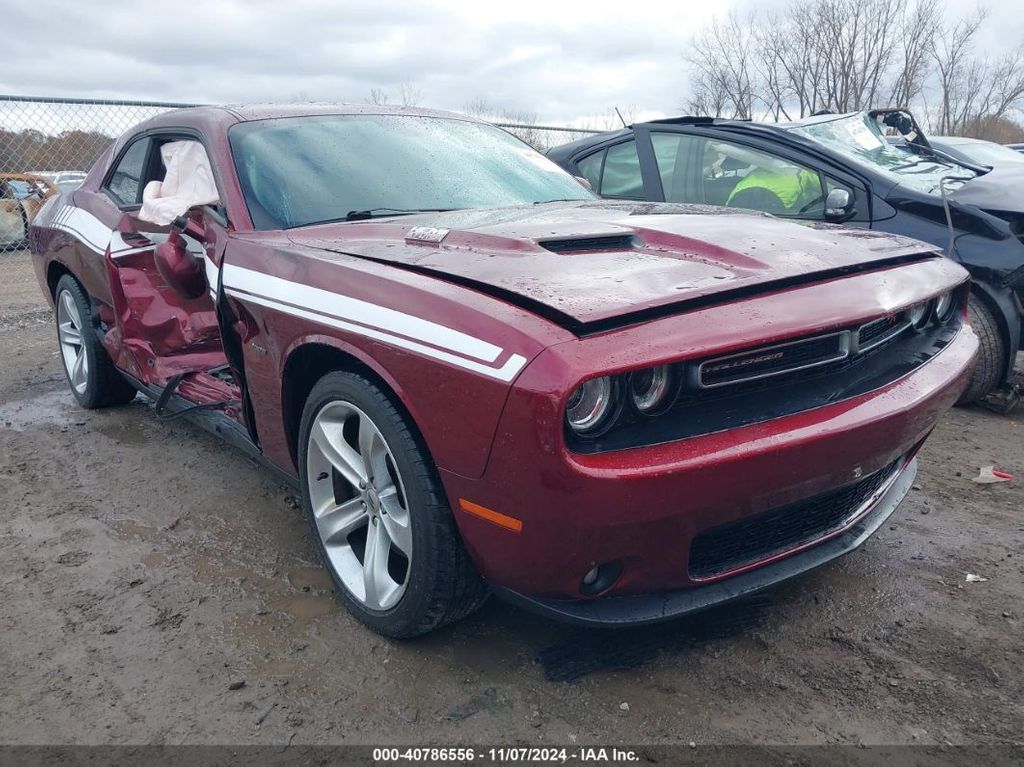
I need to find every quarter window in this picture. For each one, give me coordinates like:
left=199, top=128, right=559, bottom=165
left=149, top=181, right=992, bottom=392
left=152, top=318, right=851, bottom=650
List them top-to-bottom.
left=105, top=139, right=149, bottom=207
left=575, top=140, right=644, bottom=199
left=600, top=141, right=643, bottom=198
left=575, top=151, right=603, bottom=192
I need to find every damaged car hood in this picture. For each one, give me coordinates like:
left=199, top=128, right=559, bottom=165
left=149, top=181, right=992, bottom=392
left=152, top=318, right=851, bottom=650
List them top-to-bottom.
left=947, top=165, right=1024, bottom=214
left=291, top=201, right=937, bottom=328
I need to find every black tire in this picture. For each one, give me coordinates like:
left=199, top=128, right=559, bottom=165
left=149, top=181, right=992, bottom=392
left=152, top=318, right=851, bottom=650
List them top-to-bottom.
left=54, top=274, right=137, bottom=409
left=958, top=294, right=1006, bottom=404
left=298, top=370, right=488, bottom=638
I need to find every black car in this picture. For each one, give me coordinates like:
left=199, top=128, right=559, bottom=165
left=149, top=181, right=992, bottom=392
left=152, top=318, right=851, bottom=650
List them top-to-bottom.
left=549, top=111, right=1024, bottom=405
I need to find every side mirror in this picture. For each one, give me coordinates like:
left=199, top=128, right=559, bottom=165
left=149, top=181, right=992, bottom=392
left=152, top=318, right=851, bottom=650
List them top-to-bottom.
left=574, top=175, right=594, bottom=191
left=824, top=188, right=852, bottom=220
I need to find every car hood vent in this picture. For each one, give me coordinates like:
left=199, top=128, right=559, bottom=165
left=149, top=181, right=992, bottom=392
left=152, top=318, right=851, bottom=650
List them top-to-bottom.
left=539, top=234, right=639, bottom=253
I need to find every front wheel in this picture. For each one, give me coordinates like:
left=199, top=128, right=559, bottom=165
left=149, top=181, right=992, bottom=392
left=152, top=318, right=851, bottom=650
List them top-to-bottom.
left=54, top=274, right=137, bottom=409
left=958, top=294, right=1007, bottom=405
left=298, top=370, right=488, bottom=637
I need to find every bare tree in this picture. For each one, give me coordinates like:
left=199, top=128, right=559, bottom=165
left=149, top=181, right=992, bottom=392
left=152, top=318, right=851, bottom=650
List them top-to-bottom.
left=685, top=0, right=1023, bottom=137
left=807, top=0, right=904, bottom=112
left=888, top=0, right=941, bottom=107
left=930, top=10, right=1003, bottom=134
left=684, top=11, right=756, bottom=119
left=754, top=12, right=803, bottom=120
left=953, top=46, right=1024, bottom=137
left=685, top=78, right=732, bottom=118
left=365, top=83, right=422, bottom=108
left=398, top=83, right=422, bottom=108
left=366, top=88, right=390, bottom=106
left=461, top=98, right=549, bottom=148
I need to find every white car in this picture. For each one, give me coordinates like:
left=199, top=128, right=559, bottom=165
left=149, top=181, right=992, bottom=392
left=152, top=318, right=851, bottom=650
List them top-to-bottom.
left=53, top=171, right=88, bottom=194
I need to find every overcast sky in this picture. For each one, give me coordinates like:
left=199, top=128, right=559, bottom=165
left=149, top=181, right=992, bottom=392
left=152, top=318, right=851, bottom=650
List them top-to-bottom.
left=3, top=0, right=1022, bottom=126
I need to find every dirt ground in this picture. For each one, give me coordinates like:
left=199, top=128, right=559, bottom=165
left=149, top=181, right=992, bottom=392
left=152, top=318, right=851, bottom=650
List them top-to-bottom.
left=0, top=247, right=1021, bottom=748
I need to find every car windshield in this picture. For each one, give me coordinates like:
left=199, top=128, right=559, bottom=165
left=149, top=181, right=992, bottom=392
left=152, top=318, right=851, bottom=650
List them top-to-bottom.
left=788, top=113, right=978, bottom=195
left=230, top=114, right=594, bottom=229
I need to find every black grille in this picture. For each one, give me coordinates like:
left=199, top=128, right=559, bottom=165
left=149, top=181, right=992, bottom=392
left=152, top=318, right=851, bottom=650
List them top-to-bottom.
left=540, top=235, right=637, bottom=253
left=858, top=314, right=909, bottom=350
left=700, top=332, right=846, bottom=387
left=688, top=460, right=901, bottom=579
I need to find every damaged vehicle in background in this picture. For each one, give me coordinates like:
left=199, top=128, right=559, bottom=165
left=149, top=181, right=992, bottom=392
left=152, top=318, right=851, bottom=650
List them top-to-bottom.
left=31, top=105, right=976, bottom=637
left=549, top=109, right=1024, bottom=407
left=924, top=136, right=1024, bottom=169
left=1, top=172, right=56, bottom=251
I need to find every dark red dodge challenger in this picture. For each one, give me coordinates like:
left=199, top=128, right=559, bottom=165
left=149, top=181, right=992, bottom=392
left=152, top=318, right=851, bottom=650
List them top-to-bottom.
left=30, top=105, right=977, bottom=637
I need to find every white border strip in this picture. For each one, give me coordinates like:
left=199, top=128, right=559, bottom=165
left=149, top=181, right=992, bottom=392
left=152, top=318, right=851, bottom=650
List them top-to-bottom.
left=53, top=205, right=108, bottom=254
left=49, top=206, right=526, bottom=381
left=223, top=264, right=502, bottom=364
left=223, top=287, right=526, bottom=383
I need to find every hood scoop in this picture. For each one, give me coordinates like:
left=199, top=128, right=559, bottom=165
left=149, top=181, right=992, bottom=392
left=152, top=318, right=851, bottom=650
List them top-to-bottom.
left=539, top=234, right=639, bottom=253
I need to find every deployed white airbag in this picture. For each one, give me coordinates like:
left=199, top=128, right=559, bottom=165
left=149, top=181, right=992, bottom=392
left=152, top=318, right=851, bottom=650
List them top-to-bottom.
left=139, top=140, right=220, bottom=225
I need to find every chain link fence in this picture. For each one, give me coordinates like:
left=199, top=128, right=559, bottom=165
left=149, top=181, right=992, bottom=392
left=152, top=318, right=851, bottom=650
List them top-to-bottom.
left=0, top=94, right=599, bottom=253
left=0, top=96, right=200, bottom=253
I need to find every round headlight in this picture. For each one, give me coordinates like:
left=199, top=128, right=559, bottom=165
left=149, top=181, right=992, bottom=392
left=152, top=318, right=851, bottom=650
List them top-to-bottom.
left=934, top=292, right=954, bottom=323
left=907, top=301, right=930, bottom=329
left=629, top=365, right=674, bottom=414
left=566, top=376, right=616, bottom=434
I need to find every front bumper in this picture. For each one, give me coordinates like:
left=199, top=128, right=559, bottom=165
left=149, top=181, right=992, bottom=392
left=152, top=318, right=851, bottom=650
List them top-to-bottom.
left=491, top=457, right=915, bottom=626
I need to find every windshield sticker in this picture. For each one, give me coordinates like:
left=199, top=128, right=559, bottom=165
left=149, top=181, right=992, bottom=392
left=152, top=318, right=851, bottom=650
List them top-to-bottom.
left=847, top=121, right=885, bottom=151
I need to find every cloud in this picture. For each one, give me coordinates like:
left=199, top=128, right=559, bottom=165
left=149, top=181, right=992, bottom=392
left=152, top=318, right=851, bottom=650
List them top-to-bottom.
left=0, top=0, right=725, bottom=122
left=1, top=0, right=1021, bottom=127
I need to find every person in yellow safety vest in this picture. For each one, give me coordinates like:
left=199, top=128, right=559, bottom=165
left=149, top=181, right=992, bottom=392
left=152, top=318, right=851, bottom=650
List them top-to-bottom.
left=726, top=165, right=822, bottom=215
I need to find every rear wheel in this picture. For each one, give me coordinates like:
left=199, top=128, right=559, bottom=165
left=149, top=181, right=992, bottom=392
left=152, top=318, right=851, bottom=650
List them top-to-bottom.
left=54, top=274, right=137, bottom=409
left=958, top=294, right=1007, bottom=404
left=298, top=370, right=487, bottom=637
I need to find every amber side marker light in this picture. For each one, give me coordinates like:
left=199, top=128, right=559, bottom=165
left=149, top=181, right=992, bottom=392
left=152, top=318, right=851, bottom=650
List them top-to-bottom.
left=458, top=499, right=523, bottom=532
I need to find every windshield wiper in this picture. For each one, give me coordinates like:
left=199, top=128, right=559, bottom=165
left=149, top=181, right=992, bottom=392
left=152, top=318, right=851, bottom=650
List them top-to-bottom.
left=343, top=207, right=457, bottom=221
left=288, top=208, right=459, bottom=228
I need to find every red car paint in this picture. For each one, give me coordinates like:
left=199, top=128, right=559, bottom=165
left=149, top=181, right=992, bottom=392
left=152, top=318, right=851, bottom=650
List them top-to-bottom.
left=30, top=105, right=977, bottom=620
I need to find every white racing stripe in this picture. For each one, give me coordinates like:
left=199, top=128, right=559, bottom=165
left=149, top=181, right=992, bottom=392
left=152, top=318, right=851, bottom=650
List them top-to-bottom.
left=52, top=205, right=151, bottom=258
left=52, top=205, right=110, bottom=254
left=50, top=206, right=527, bottom=382
left=224, top=264, right=502, bottom=364
left=223, top=265, right=527, bottom=382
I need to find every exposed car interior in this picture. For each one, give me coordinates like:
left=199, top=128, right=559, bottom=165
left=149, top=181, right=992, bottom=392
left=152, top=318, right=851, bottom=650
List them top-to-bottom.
left=101, top=137, right=232, bottom=400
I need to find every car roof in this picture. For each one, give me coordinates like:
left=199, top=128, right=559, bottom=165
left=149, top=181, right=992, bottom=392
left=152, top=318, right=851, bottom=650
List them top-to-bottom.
left=130, top=103, right=483, bottom=133
left=222, top=103, right=478, bottom=123
left=547, top=115, right=805, bottom=162
left=545, top=126, right=633, bottom=161
left=929, top=136, right=986, bottom=146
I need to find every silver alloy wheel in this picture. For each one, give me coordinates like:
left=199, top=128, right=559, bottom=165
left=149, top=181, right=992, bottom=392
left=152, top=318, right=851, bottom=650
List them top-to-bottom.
left=56, top=288, right=88, bottom=395
left=306, top=400, right=413, bottom=611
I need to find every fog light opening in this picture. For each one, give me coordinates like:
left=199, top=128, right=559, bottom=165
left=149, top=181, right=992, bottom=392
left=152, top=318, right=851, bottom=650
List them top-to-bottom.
left=579, top=561, right=623, bottom=596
